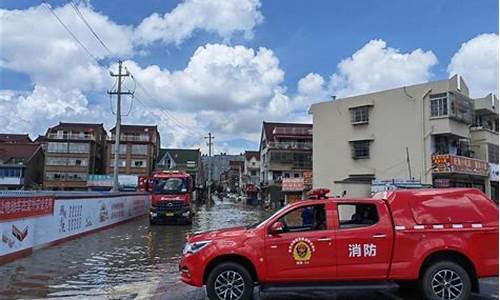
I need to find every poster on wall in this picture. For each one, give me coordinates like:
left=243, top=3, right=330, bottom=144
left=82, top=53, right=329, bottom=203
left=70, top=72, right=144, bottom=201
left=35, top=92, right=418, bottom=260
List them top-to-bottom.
left=0, top=196, right=54, bottom=221
left=0, top=219, right=34, bottom=255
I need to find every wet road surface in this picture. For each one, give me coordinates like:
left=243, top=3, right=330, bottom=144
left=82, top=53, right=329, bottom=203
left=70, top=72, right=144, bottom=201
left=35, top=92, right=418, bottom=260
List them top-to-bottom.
left=0, top=198, right=498, bottom=299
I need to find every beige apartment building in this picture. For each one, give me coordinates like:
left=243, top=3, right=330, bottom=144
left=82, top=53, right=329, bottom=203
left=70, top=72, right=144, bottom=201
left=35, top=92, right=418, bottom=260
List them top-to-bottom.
left=310, top=75, right=498, bottom=200
left=43, top=122, right=107, bottom=190
left=259, top=122, right=313, bottom=205
left=106, top=125, right=160, bottom=177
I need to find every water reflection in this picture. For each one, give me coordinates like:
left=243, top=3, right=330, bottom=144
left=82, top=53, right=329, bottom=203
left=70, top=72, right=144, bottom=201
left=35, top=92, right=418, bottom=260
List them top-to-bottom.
left=0, top=199, right=271, bottom=299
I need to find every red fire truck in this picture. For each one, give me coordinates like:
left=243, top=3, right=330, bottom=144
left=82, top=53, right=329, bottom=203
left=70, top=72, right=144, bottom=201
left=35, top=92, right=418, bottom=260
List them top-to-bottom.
left=139, top=170, right=194, bottom=225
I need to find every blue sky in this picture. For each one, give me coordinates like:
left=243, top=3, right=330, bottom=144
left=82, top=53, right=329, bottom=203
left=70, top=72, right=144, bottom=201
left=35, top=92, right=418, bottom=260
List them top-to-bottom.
left=0, top=0, right=498, bottom=153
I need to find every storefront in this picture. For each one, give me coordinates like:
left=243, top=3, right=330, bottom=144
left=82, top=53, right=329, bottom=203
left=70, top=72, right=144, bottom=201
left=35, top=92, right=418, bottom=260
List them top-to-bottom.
left=431, top=154, right=490, bottom=194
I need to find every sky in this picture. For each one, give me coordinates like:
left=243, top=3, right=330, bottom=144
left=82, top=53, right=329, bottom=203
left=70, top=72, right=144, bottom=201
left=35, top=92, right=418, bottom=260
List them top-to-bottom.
left=0, top=0, right=498, bottom=154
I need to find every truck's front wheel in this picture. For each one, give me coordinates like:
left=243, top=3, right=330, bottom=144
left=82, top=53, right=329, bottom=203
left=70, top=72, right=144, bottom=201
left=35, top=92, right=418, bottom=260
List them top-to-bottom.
left=421, top=261, right=471, bottom=300
left=206, top=262, right=253, bottom=300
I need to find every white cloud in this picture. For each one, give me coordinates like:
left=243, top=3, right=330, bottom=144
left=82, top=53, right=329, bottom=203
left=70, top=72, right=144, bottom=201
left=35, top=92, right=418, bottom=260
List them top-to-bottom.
left=134, top=0, right=263, bottom=45
left=0, top=3, right=133, bottom=91
left=448, top=33, right=499, bottom=97
left=330, top=39, right=438, bottom=97
left=123, top=44, right=285, bottom=112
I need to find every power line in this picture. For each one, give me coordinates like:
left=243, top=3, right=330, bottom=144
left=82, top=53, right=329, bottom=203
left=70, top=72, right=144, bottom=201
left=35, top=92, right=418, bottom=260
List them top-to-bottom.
left=69, top=0, right=114, bottom=56
left=42, top=1, right=102, bottom=65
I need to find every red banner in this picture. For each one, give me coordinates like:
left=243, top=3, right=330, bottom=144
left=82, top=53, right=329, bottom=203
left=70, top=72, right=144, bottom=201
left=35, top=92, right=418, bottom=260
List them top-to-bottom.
left=432, top=154, right=489, bottom=177
left=282, top=178, right=305, bottom=192
left=0, top=196, right=55, bottom=221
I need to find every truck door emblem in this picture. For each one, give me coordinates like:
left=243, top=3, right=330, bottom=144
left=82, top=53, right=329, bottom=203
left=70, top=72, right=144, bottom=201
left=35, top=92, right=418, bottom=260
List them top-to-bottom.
left=288, top=237, right=316, bottom=264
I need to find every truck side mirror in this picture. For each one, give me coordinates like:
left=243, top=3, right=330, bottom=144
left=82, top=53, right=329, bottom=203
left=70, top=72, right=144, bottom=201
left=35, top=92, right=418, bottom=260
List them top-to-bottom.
left=269, top=221, right=284, bottom=234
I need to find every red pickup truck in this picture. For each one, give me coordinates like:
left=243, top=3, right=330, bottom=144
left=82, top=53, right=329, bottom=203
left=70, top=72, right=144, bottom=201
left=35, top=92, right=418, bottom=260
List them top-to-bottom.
left=179, top=188, right=498, bottom=300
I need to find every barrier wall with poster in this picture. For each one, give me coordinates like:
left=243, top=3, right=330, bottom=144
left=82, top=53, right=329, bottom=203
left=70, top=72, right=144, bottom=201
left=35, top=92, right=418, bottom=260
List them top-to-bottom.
left=0, top=192, right=150, bottom=263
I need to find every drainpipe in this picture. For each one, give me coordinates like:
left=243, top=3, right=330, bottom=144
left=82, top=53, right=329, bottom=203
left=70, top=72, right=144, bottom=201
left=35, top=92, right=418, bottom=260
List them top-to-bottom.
left=421, top=88, right=432, bottom=184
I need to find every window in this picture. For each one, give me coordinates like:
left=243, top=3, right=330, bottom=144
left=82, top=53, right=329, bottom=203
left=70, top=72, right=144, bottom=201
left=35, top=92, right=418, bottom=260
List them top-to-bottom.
left=430, top=93, right=448, bottom=117
left=350, top=106, right=369, bottom=124
left=350, top=140, right=371, bottom=159
left=47, top=142, right=67, bottom=153
left=68, top=143, right=89, bottom=153
left=111, top=144, right=127, bottom=154
left=131, top=144, right=148, bottom=155
left=488, top=144, right=499, bottom=164
left=46, top=157, right=67, bottom=166
left=68, top=158, right=87, bottom=166
left=109, top=159, right=127, bottom=167
left=132, top=159, right=146, bottom=167
left=0, top=168, right=22, bottom=177
left=251, top=170, right=257, bottom=176
left=338, top=203, right=379, bottom=229
left=276, top=204, right=327, bottom=233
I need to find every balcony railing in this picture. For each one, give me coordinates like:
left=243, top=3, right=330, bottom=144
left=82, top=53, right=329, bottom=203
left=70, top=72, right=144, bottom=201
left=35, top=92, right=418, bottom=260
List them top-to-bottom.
left=273, top=127, right=312, bottom=136
left=47, top=133, right=96, bottom=141
left=108, top=135, right=150, bottom=142
left=267, top=141, right=312, bottom=150
left=431, top=154, right=489, bottom=177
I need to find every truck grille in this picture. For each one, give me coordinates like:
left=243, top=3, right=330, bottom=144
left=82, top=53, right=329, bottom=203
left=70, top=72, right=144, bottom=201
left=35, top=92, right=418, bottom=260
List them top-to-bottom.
left=157, top=200, right=184, bottom=212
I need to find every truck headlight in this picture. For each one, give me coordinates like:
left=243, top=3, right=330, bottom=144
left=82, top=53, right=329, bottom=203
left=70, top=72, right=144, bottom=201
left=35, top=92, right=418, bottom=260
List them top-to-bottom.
left=183, top=240, right=211, bottom=255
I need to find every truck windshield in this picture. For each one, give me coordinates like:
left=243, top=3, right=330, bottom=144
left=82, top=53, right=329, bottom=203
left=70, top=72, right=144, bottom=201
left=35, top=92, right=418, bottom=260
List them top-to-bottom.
left=153, top=178, right=187, bottom=194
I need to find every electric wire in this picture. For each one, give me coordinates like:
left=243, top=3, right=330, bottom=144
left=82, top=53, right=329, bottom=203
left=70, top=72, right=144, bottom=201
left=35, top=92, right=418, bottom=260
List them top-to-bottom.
left=43, top=0, right=206, bottom=141
left=69, top=0, right=114, bottom=56
left=42, top=1, right=102, bottom=66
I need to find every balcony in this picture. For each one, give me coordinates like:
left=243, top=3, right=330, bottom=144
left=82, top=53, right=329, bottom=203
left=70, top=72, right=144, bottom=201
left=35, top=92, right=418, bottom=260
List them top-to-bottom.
left=470, top=126, right=499, bottom=145
left=273, top=127, right=312, bottom=136
left=47, top=133, right=96, bottom=141
left=108, top=135, right=150, bottom=142
left=267, top=141, right=312, bottom=150
left=431, top=154, right=489, bottom=177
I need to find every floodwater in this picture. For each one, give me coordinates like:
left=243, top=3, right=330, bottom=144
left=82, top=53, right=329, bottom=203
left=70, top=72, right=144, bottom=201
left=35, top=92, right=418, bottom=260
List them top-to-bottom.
left=0, top=198, right=271, bottom=299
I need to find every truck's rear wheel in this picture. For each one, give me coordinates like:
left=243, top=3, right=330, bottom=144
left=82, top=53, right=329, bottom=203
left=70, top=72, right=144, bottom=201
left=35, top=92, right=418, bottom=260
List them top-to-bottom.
left=421, top=261, right=471, bottom=300
left=206, top=262, right=253, bottom=300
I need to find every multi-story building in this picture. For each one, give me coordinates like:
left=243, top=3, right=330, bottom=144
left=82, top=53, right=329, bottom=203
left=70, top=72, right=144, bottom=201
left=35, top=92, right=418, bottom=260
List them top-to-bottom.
left=310, top=75, right=498, bottom=200
left=470, top=94, right=499, bottom=201
left=43, top=122, right=107, bottom=190
left=259, top=122, right=313, bottom=205
left=106, top=125, right=160, bottom=177
left=0, top=142, right=44, bottom=190
left=156, top=148, right=202, bottom=186
left=243, top=151, right=260, bottom=186
left=201, top=153, right=244, bottom=183
left=223, top=160, right=244, bottom=193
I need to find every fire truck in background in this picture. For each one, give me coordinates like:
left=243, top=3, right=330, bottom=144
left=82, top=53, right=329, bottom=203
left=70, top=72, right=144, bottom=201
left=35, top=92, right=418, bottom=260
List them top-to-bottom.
left=139, top=170, right=194, bottom=225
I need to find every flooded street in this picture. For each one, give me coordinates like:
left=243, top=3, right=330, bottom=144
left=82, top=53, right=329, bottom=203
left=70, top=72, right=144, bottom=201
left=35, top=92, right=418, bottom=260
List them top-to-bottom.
left=0, top=198, right=498, bottom=300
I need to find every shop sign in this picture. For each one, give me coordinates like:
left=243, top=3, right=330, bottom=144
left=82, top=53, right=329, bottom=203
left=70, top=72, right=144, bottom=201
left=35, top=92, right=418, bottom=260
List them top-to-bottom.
left=431, top=155, right=489, bottom=177
left=490, top=163, right=499, bottom=182
left=282, top=178, right=304, bottom=192
left=434, top=178, right=451, bottom=188
left=0, top=196, right=54, bottom=221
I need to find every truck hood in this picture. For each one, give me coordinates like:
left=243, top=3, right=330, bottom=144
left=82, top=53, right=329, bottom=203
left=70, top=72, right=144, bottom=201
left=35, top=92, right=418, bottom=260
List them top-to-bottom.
left=189, top=226, right=248, bottom=242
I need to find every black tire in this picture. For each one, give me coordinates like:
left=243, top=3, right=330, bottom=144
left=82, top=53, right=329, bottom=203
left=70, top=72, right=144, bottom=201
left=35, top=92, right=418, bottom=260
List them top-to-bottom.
left=420, top=261, right=471, bottom=300
left=206, top=262, right=253, bottom=300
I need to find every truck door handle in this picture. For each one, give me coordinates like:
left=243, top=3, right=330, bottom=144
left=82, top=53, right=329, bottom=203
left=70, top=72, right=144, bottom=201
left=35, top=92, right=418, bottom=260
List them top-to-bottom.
left=373, top=234, right=387, bottom=239
left=317, top=237, right=332, bottom=242
left=270, top=245, right=278, bottom=249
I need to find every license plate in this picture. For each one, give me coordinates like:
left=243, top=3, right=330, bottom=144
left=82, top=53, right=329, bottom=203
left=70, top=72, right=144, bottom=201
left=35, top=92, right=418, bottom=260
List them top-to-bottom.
left=164, top=212, right=174, bottom=217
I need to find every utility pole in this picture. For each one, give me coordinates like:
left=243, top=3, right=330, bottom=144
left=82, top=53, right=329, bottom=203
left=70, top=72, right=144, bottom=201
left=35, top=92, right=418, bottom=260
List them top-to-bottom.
left=108, top=60, right=132, bottom=192
left=205, top=132, right=214, bottom=203
left=406, top=146, right=412, bottom=179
